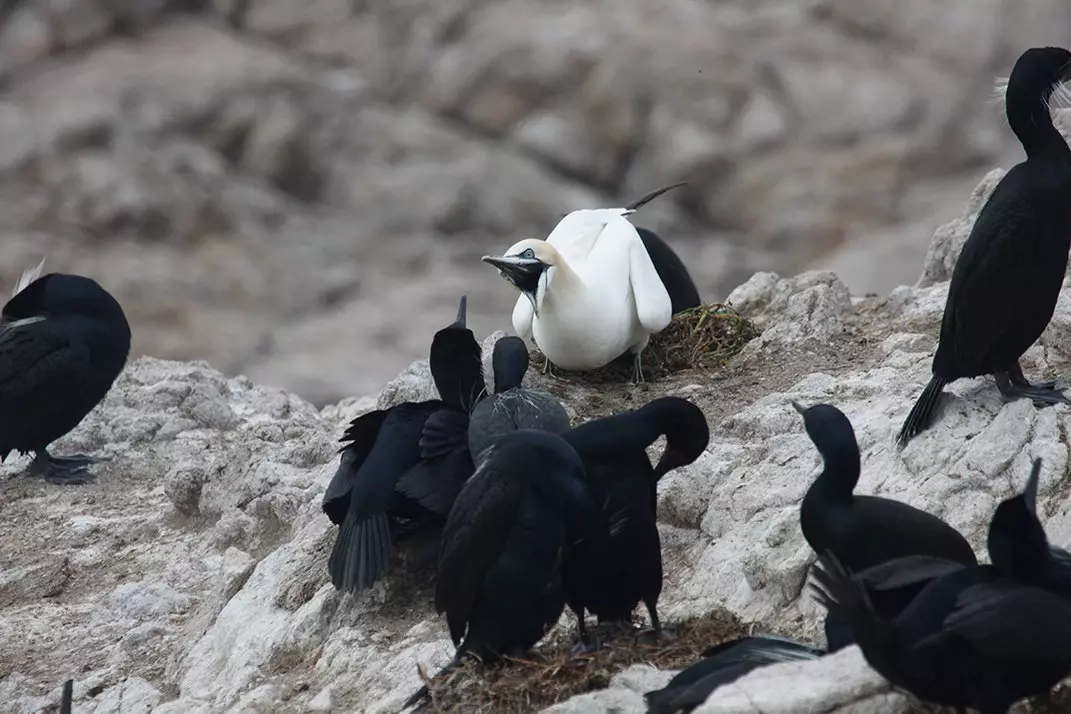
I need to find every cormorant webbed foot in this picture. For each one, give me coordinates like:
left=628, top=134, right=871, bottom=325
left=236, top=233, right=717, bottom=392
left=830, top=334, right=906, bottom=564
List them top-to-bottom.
left=1007, top=361, right=1059, bottom=391
left=995, top=371, right=1068, bottom=406
left=31, top=451, right=104, bottom=485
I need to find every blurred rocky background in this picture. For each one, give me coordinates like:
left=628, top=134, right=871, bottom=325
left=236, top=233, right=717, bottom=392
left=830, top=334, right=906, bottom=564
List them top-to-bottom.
left=0, top=0, right=1068, bottom=405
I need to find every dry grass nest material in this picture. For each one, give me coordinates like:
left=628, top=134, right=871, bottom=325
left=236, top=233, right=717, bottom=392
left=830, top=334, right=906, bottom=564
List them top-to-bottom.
left=528, top=303, right=759, bottom=384
left=420, top=608, right=745, bottom=714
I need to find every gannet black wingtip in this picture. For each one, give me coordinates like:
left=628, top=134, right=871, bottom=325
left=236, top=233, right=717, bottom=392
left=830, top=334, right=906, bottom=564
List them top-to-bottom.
left=624, top=181, right=687, bottom=213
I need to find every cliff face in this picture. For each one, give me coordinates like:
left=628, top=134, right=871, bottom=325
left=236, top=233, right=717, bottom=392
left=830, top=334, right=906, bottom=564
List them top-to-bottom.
left=0, top=1, right=1069, bottom=405
left=4, top=166, right=1071, bottom=713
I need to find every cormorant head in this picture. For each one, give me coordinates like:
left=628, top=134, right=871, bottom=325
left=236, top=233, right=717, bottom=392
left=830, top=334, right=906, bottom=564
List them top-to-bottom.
left=1001, top=47, right=1071, bottom=145
left=481, top=239, right=559, bottom=315
left=2, top=271, right=126, bottom=328
left=429, top=294, right=486, bottom=413
left=491, top=335, right=530, bottom=394
left=642, top=397, right=711, bottom=478
left=791, top=401, right=860, bottom=479
left=987, top=457, right=1049, bottom=578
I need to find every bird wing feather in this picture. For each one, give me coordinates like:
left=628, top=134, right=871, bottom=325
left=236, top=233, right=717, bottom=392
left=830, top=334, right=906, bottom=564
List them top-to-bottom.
left=624, top=221, right=673, bottom=334
left=0, top=321, right=91, bottom=456
left=322, top=408, right=390, bottom=524
left=434, top=455, right=525, bottom=644
left=854, top=555, right=969, bottom=591
left=918, top=581, right=1071, bottom=662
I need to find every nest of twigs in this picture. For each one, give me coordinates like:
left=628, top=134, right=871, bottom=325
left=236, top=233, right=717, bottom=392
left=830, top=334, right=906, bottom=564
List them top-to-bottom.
left=528, top=303, right=759, bottom=384
left=419, top=609, right=745, bottom=714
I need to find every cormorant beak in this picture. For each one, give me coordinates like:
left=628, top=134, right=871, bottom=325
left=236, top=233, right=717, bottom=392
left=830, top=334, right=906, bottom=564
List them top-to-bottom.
left=481, top=254, right=548, bottom=301
left=454, top=295, right=468, bottom=328
left=790, top=400, right=807, bottom=416
left=1024, top=458, right=1041, bottom=514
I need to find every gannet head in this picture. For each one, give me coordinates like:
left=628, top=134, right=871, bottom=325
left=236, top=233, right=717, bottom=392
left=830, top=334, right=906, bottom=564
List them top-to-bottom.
left=482, top=239, right=561, bottom=315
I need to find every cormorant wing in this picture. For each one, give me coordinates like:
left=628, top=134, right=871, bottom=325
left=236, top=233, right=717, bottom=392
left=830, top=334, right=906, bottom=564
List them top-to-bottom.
left=624, top=220, right=673, bottom=334
left=0, top=321, right=90, bottom=454
left=322, top=408, right=389, bottom=525
left=419, top=408, right=471, bottom=459
left=395, top=409, right=475, bottom=516
left=434, top=453, right=526, bottom=645
left=855, top=555, right=970, bottom=592
left=917, top=580, right=1071, bottom=662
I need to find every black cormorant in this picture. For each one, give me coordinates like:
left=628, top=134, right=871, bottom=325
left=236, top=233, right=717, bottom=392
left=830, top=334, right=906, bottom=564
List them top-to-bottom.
left=897, top=46, right=1071, bottom=447
left=0, top=268, right=131, bottom=484
left=322, top=295, right=485, bottom=595
left=467, top=335, right=570, bottom=459
left=561, top=396, right=710, bottom=649
left=404, top=429, right=601, bottom=708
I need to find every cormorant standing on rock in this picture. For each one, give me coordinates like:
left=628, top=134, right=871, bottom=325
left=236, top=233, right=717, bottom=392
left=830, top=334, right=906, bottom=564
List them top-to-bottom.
left=897, top=46, right=1071, bottom=447
left=482, top=184, right=685, bottom=383
left=0, top=262, right=131, bottom=484
left=322, top=295, right=485, bottom=595
left=467, top=335, right=571, bottom=460
left=561, top=396, right=710, bottom=650
left=793, top=401, right=977, bottom=648
left=404, top=429, right=600, bottom=708
left=643, top=635, right=823, bottom=714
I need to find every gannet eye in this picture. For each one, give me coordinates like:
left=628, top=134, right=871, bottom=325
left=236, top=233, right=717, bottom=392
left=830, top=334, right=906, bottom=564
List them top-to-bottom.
left=520, top=248, right=535, bottom=259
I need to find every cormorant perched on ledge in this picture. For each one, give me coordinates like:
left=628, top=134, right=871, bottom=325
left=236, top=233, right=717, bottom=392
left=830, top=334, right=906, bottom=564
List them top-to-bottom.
left=897, top=46, right=1071, bottom=447
left=0, top=262, right=131, bottom=484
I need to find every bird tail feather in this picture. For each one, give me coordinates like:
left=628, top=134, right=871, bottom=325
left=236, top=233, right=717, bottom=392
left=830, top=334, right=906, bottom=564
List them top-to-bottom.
left=896, top=375, right=947, bottom=448
left=328, top=511, right=392, bottom=595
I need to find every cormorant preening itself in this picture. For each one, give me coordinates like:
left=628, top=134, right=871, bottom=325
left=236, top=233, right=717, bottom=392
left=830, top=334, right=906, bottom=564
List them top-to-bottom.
left=896, top=46, right=1071, bottom=447
left=482, top=183, right=685, bottom=383
left=634, top=227, right=701, bottom=315
left=0, top=263, right=131, bottom=484
left=322, top=295, right=485, bottom=595
left=467, top=335, right=571, bottom=460
left=561, top=396, right=710, bottom=650
left=793, top=401, right=978, bottom=649
left=404, top=429, right=600, bottom=708
left=811, top=550, right=1071, bottom=714
left=60, top=679, right=72, bottom=714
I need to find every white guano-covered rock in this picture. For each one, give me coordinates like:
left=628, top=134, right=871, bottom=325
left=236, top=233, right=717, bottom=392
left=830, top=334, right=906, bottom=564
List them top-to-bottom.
left=3, top=167, right=1071, bottom=713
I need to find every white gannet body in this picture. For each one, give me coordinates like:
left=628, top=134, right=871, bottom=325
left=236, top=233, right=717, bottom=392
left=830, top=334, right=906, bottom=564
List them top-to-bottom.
left=483, top=197, right=676, bottom=381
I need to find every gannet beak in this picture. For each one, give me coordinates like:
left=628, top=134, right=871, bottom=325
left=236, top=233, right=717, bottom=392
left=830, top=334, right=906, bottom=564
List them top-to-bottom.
left=481, top=255, right=546, bottom=291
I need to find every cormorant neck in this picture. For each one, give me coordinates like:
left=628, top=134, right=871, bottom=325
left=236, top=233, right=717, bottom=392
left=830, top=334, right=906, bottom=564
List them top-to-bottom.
left=1008, top=87, right=1071, bottom=160
left=430, top=330, right=486, bottom=413
left=492, top=347, right=528, bottom=393
left=811, top=446, right=860, bottom=503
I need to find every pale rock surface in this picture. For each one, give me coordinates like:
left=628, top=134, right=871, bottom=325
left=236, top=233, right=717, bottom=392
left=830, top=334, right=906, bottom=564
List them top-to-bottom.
left=4, top=168, right=1071, bottom=714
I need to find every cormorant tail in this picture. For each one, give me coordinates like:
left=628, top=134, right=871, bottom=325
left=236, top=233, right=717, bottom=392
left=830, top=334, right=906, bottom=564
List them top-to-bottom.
left=896, top=375, right=947, bottom=448
left=327, top=512, right=393, bottom=595
left=403, top=655, right=462, bottom=710
left=60, top=679, right=73, bottom=714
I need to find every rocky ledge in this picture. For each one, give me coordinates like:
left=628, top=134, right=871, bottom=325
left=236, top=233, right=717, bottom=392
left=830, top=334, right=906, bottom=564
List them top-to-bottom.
left=3, top=167, right=1071, bottom=714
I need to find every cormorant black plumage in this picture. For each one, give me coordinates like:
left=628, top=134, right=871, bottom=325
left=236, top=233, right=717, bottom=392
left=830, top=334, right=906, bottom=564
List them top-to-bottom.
left=897, top=46, right=1071, bottom=447
left=634, top=227, right=701, bottom=316
left=0, top=269, right=131, bottom=484
left=322, top=295, right=485, bottom=595
left=467, top=336, right=571, bottom=460
left=561, top=396, right=710, bottom=649
left=793, top=401, right=977, bottom=649
left=404, top=429, right=600, bottom=708
left=812, top=549, right=1071, bottom=714
left=643, top=635, right=823, bottom=714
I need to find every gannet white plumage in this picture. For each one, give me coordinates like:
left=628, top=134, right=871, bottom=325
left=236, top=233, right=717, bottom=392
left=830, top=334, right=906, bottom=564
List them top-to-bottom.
left=482, top=184, right=684, bottom=382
